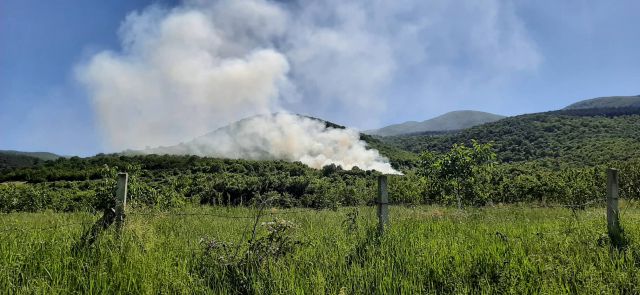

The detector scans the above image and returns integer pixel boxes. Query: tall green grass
[2,205,640,294]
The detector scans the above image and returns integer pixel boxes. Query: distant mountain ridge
[366,110,506,136]
[564,95,640,110]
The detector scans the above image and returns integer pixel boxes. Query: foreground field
[2,205,640,294]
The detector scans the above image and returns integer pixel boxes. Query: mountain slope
[381,110,640,166]
[565,95,640,110]
[0,150,60,161]
[366,110,505,136]
[133,113,418,170]
[0,150,61,170]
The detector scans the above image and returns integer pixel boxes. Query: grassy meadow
[2,205,640,294]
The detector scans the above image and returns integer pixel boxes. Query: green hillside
[0,150,61,170]
[381,109,640,166]
[0,150,60,161]
[565,95,640,110]
[366,110,505,136]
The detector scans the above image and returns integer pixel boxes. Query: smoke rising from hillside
[78,5,291,150]
[148,113,399,174]
[78,0,539,173]
[78,1,400,173]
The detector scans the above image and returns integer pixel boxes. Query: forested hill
[564,95,640,110]
[132,114,418,169]
[0,150,61,170]
[0,150,60,161]
[381,108,640,166]
[365,110,505,136]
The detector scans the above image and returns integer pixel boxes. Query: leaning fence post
[607,168,622,244]
[377,175,389,235]
[115,173,128,230]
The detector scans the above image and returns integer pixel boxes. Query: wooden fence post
[377,175,389,235]
[115,173,128,230]
[607,168,622,243]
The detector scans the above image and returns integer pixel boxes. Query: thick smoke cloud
[78,5,291,149]
[78,0,539,173]
[148,112,398,173]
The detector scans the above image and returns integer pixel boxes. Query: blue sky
[1,0,639,156]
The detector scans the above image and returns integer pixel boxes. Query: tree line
[1,144,639,212]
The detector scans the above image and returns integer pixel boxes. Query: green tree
[420,140,496,207]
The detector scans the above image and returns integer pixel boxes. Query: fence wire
[529,198,606,209]
[618,199,640,219]
[382,198,607,210]
[0,220,96,234]
[0,198,626,234]
[0,208,319,233]
[127,208,317,219]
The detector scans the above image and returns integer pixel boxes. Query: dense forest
[0,153,45,170]
[381,108,640,166]
[0,150,60,170]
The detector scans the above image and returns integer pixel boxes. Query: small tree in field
[420,140,496,208]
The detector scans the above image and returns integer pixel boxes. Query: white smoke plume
[78,5,291,149]
[78,0,539,174]
[148,112,398,173]
[77,1,400,173]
